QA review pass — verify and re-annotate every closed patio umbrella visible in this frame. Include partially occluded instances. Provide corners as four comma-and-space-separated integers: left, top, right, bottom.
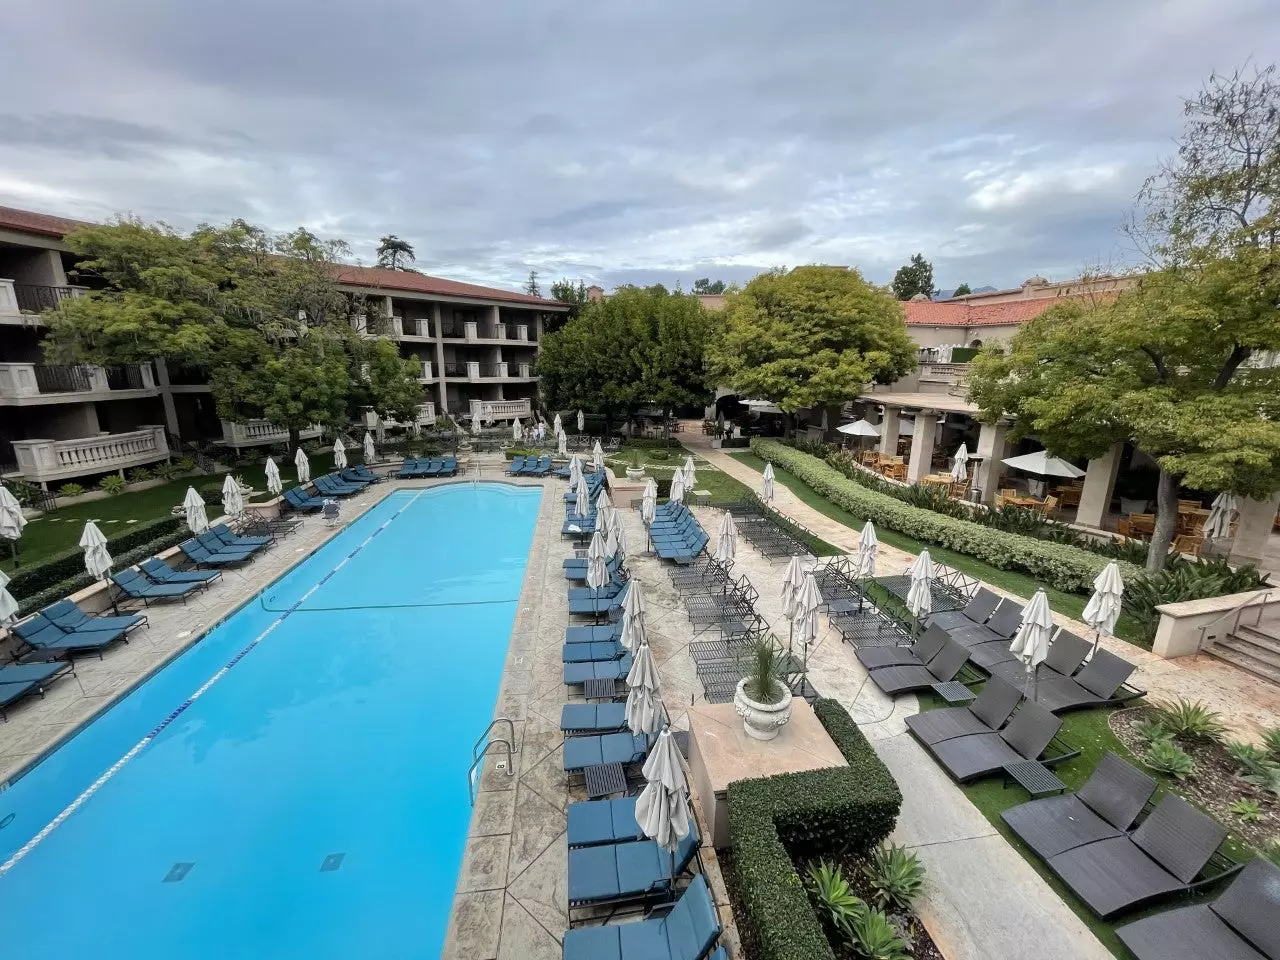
265, 457, 283, 496
294, 446, 311, 484
0, 484, 27, 542
182, 486, 209, 534
1010, 588, 1054, 699
568, 453, 583, 489
609, 507, 628, 560
79, 521, 112, 580
596, 490, 614, 534
682, 456, 697, 490
512, 417, 522, 441
620, 580, 647, 651
906, 549, 934, 623
592, 440, 605, 473
363, 431, 376, 464
950, 443, 970, 483
761, 463, 775, 502
1001, 450, 1084, 479
553, 413, 563, 436
557, 429, 568, 458
577, 409, 585, 433
0, 569, 18, 627
586, 528, 610, 594
1204, 492, 1240, 541
714, 509, 737, 563
573, 473, 591, 520
635, 727, 692, 873
794, 572, 823, 674
332, 437, 347, 470
641, 478, 658, 525
221, 474, 245, 519
668, 471, 686, 504
1082, 561, 1124, 657
781, 555, 806, 620
625, 639, 664, 735
855, 521, 878, 579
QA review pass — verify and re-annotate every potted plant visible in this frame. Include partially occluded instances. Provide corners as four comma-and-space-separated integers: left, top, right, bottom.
733, 636, 793, 741
625, 448, 647, 482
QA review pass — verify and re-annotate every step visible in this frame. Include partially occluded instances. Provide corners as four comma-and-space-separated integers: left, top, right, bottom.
1205, 644, 1280, 686
1224, 628, 1280, 668
1233, 623, 1280, 655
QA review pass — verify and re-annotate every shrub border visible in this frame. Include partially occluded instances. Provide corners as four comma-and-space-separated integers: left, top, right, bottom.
726, 698, 902, 960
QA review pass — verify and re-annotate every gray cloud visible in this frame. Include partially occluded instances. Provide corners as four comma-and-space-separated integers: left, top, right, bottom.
0, 0, 1275, 294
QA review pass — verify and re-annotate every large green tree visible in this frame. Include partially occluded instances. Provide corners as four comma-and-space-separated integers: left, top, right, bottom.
376, 234, 415, 270
971, 65, 1280, 570
547, 278, 589, 333
891, 253, 936, 300
705, 266, 917, 435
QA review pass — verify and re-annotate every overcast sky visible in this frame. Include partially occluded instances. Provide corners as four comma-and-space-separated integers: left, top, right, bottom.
0, 0, 1275, 295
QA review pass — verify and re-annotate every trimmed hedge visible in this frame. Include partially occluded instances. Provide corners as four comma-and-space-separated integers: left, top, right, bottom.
751, 439, 1142, 593
727, 698, 902, 960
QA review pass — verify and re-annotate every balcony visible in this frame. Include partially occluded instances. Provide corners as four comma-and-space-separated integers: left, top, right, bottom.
11, 426, 170, 487
418, 360, 435, 381
469, 398, 532, 422
442, 362, 468, 378
918, 362, 970, 394
0, 362, 158, 405
364, 402, 437, 431
218, 419, 324, 449
0, 281, 87, 326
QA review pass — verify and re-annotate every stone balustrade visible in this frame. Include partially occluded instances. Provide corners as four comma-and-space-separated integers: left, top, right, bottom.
469, 398, 532, 421
219, 419, 324, 449
0, 362, 155, 402
12, 426, 170, 486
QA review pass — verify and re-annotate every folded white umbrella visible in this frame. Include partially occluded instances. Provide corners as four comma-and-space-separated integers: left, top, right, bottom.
906, 549, 934, 620
620, 580, 647, 651
557, 429, 568, 457
1010, 588, 1054, 698
577, 409, 585, 432
626, 641, 665, 735
182, 486, 209, 534
635, 728, 692, 856
714, 509, 737, 563
836, 419, 880, 437
264, 457, 283, 496
1204, 492, 1240, 541
512, 418, 522, 441
668, 471, 686, 504
1001, 450, 1084, 479
568, 454, 583, 489
0, 484, 27, 542
682, 456, 697, 490
294, 446, 311, 483
596, 489, 614, 534
761, 462, 775, 502
573, 473, 592, 522
221, 473, 245, 518
0, 570, 19, 627
610, 507, 628, 560
363, 431, 376, 464
855, 521, 879, 578
950, 443, 970, 483
592, 440, 605, 473
781, 555, 807, 619
794, 572, 824, 672
641, 478, 658, 525
332, 437, 347, 470
1082, 561, 1125, 656
586, 528, 610, 592
604, 513, 619, 558
79, 521, 112, 580
553, 413, 563, 436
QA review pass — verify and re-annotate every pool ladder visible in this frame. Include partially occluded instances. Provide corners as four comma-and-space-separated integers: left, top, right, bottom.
467, 717, 516, 805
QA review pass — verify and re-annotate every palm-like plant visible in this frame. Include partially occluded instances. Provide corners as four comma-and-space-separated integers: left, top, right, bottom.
865, 844, 926, 911
744, 636, 787, 704
805, 860, 862, 931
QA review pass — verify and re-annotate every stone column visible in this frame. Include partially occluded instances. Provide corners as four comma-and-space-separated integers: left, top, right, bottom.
974, 421, 1010, 504
431, 304, 447, 413
907, 413, 938, 482
877, 406, 900, 454
1076, 442, 1123, 529
1228, 491, 1280, 566
153, 358, 181, 437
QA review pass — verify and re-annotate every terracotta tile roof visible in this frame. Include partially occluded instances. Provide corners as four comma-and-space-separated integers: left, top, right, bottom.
332, 264, 567, 308
902, 298, 1069, 328
0, 205, 91, 239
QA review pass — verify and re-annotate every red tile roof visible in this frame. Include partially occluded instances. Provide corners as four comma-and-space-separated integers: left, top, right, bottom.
332, 264, 567, 308
902, 298, 1072, 328
0, 205, 92, 239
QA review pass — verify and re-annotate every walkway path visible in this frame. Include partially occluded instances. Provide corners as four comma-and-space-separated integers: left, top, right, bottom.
681, 429, 1280, 743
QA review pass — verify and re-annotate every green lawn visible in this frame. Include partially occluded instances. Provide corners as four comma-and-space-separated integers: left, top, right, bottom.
726, 452, 1145, 645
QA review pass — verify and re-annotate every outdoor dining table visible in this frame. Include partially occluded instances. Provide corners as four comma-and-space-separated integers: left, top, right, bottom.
1005, 495, 1045, 509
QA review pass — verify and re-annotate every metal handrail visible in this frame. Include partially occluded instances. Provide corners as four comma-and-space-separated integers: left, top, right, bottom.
1196, 589, 1274, 649
467, 717, 516, 805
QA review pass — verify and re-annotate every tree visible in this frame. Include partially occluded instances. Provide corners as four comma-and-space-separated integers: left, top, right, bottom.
351, 338, 424, 428
891, 254, 936, 300
705, 266, 917, 435
525, 270, 541, 298
692, 278, 727, 295
376, 234, 415, 271
548, 278, 589, 333
952, 282, 972, 297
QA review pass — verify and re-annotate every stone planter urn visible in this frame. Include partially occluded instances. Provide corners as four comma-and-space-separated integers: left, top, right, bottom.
733, 678, 794, 741
626, 466, 647, 482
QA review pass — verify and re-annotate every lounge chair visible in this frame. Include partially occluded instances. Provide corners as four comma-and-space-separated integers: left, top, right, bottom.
507, 455, 527, 475
0, 660, 75, 720
563, 640, 626, 663
43, 599, 146, 635
566, 622, 624, 645
564, 654, 634, 685
339, 466, 379, 485
10, 613, 131, 660
568, 824, 701, 918
904, 676, 1023, 745
179, 539, 253, 567
561, 874, 721, 960
564, 549, 621, 576
210, 523, 271, 549
1117, 858, 1280, 960
928, 586, 1002, 632
565, 555, 625, 585
283, 487, 325, 511
983, 628, 1091, 681
530, 455, 554, 477
568, 581, 630, 617
437, 455, 458, 477
923, 698, 1064, 782
865, 636, 970, 697
140, 558, 221, 587
394, 457, 423, 478
567, 796, 646, 847
856, 623, 947, 670
563, 731, 649, 773
951, 598, 1024, 648
1044, 793, 1236, 918
1002, 753, 1157, 859
567, 572, 628, 603
561, 702, 628, 735
110, 568, 201, 605
196, 532, 260, 559
314, 474, 361, 497
1032, 648, 1143, 713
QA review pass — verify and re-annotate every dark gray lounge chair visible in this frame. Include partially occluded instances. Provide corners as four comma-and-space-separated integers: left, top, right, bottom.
987, 628, 1091, 684
1045, 793, 1236, 918
856, 623, 947, 671
866, 637, 970, 697
951, 598, 1024, 648
905, 676, 1022, 745
928, 586, 1001, 632
1117, 858, 1280, 960
925, 699, 1063, 782
1001, 753, 1157, 859
1033, 648, 1143, 713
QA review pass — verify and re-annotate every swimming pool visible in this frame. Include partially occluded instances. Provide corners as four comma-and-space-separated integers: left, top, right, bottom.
0, 484, 540, 958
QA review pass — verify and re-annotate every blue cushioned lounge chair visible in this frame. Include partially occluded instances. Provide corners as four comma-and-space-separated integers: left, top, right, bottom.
314, 475, 360, 496
568, 581, 629, 616
562, 640, 626, 663
210, 523, 271, 549
196, 532, 260, 559
565, 622, 624, 645
563, 731, 650, 773
11, 614, 131, 660
506, 456, 527, 475
561, 702, 628, 735
140, 558, 221, 586
284, 487, 325, 511
438, 456, 459, 476
560, 874, 721, 960
0, 660, 75, 720
43, 600, 146, 635
340, 466, 379, 485
180, 539, 253, 567
111, 568, 200, 605
567, 796, 646, 847
564, 654, 634, 685
568, 825, 702, 918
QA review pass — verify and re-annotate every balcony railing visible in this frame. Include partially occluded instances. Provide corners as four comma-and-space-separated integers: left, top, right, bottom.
475, 363, 502, 378
469, 398, 532, 422
218, 419, 324, 449
104, 364, 147, 391
442, 362, 467, 378
13, 284, 86, 313
419, 360, 435, 380
439, 323, 466, 339
364, 402, 437, 431
34, 363, 92, 393
919, 362, 970, 385
11, 426, 170, 486
0, 362, 155, 401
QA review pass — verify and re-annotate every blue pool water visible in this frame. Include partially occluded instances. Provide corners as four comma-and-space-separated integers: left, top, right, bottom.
0, 484, 540, 958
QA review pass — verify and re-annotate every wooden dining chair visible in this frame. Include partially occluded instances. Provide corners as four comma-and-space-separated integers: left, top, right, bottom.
1037, 495, 1058, 518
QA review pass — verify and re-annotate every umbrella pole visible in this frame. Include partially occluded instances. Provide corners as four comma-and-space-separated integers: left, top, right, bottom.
1090, 628, 1101, 660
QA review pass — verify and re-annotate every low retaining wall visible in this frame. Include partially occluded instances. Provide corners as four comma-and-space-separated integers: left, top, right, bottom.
1153, 589, 1275, 657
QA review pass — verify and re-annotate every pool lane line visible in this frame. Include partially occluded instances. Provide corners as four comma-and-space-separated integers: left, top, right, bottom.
0, 489, 428, 878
